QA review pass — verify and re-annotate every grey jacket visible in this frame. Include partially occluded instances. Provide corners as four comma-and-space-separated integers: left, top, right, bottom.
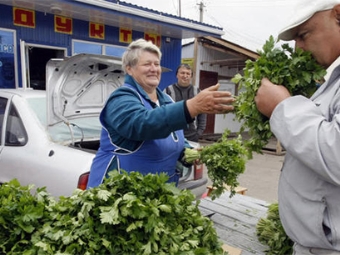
270, 65, 340, 250
165, 83, 207, 142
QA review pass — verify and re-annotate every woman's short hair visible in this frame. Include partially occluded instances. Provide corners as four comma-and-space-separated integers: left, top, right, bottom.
122, 39, 162, 73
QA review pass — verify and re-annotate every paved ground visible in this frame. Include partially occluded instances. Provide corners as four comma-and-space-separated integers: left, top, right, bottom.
237, 152, 284, 203
200, 135, 285, 203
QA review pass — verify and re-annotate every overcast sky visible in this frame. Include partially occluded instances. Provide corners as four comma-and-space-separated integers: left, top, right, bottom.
123, 0, 297, 52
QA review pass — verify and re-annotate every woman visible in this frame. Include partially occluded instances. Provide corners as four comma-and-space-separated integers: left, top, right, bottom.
87, 39, 234, 188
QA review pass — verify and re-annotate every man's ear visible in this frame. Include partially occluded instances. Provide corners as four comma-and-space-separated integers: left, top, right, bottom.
333, 4, 340, 24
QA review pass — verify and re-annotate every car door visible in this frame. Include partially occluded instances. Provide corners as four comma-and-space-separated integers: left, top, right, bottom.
0, 93, 94, 197
0, 94, 31, 187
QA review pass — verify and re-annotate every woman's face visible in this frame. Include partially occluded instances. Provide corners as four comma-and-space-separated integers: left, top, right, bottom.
126, 50, 161, 93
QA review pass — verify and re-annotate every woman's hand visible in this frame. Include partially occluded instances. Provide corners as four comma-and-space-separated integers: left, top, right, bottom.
186, 84, 235, 117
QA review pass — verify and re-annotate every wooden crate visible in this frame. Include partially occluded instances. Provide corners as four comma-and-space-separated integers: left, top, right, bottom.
206, 184, 248, 197
222, 244, 242, 255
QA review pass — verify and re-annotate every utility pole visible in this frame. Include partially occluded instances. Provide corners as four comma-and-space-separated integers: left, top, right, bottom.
178, 0, 181, 17
198, 1, 204, 22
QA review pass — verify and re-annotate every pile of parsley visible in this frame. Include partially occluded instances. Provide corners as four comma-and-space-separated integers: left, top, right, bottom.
232, 36, 326, 155
256, 203, 293, 255
0, 172, 226, 255
0, 179, 53, 254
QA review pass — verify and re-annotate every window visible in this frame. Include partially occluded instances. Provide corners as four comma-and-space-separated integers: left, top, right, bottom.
0, 29, 16, 88
72, 40, 126, 58
5, 104, 27, 146
73, 41, 102, 55
106, 46, 125, 58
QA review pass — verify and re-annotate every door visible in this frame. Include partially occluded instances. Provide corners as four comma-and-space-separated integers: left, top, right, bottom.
199, 70, 218, 134
20, 41, 66, 89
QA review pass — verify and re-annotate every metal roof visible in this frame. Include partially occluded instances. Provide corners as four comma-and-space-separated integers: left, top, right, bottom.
203, 36, 259, 60
0, 0, 224, 39
183, 36, 259, 60
183, 36, 259, 69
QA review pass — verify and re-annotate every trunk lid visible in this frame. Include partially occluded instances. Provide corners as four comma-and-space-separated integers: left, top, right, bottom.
46, 53, 124, 126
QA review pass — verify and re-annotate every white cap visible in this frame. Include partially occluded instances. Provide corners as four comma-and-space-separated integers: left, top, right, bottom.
278, 0, 340, 41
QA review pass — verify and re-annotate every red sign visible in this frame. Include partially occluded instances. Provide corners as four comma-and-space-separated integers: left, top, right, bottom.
55, 15, 73, 34
144, 33, 161, 48
119, 28, 132, 43
13, 7, 35, 28
89, 22, 105, 39
12, 7, 162, 46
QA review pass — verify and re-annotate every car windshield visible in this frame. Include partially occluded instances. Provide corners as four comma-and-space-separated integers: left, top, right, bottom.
26, 97, 102, 143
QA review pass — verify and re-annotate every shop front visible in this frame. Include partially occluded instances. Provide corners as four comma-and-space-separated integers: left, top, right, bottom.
0, 0, 223, 90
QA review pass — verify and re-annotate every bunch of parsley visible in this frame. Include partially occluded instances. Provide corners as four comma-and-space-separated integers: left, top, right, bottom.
232, 36, 326, 156
200, 129, 248, 200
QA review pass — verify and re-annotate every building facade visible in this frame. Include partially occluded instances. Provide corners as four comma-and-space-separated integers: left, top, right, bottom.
0, 0, 223, 90
182, 36, 259, 134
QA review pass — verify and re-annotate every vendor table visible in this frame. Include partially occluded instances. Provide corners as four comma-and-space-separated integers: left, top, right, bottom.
198, 191, 270, 255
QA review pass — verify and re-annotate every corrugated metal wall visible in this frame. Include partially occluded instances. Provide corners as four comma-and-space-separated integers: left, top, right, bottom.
182, 40, 240, 86
196, 41, 240, 80
0, 5, 16, 28
196, 41, 243, 133
181, 42, 194, 59
158, 38, 182, 90
182, 39, 244, 133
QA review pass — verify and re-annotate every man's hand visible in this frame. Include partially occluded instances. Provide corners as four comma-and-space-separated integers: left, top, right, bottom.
186, 84, 235, 117
255, 78, 291, 118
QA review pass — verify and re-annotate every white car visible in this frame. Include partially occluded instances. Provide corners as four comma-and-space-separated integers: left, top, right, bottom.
0, 54, 207, 198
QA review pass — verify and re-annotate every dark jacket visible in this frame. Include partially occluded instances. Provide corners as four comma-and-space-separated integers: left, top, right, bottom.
165, 83, 207, 142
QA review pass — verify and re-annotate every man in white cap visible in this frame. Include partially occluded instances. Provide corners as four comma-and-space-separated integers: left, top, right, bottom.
255, 1, 340, 254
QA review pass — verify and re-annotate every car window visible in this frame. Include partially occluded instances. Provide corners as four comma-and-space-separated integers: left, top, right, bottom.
26, 97, 47, 125
26, 97, 102, 143
0, 97, 8, 145
5, 104, 27, 146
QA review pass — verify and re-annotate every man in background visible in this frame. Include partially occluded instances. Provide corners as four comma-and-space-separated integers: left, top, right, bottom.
165, 64, 207, 142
